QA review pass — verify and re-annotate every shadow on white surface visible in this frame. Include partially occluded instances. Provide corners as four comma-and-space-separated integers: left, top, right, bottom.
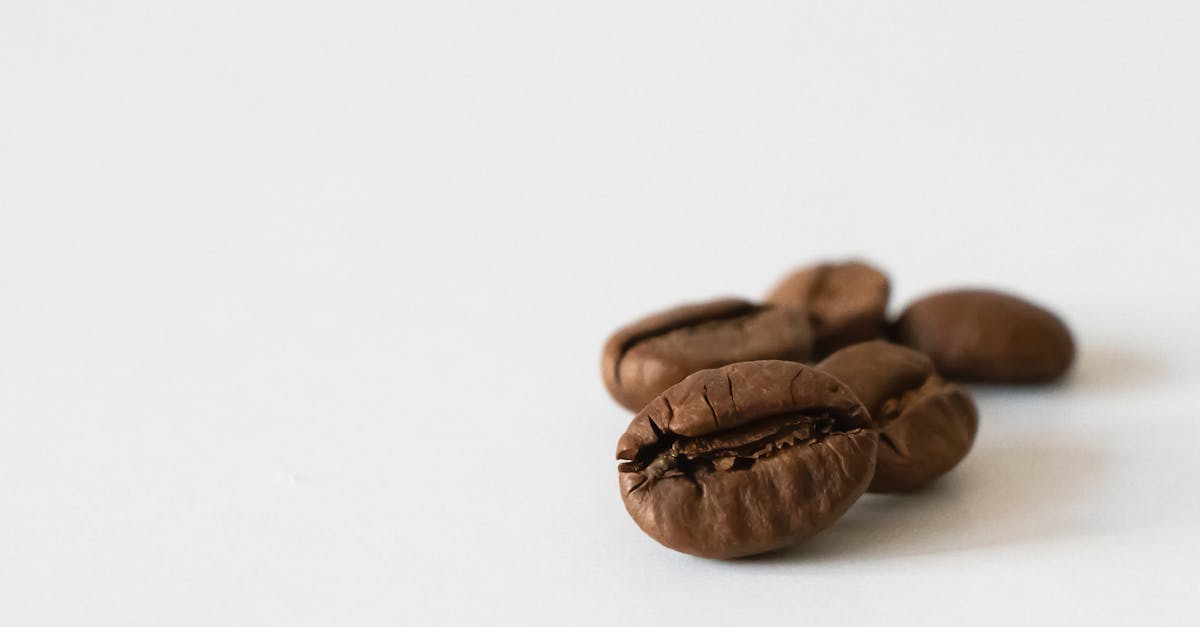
1062, 344, 1164, 393
964, 344, 1159, 402
760, 441, 1110, 564
738, 344, 1141, 565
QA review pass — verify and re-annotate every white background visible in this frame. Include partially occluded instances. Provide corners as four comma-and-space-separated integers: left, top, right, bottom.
2, 2, 1199, 625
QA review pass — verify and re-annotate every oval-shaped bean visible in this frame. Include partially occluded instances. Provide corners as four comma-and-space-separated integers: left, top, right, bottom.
765, 260, 889, 356
892, 289, 1074, 382
617, 360, 876, 559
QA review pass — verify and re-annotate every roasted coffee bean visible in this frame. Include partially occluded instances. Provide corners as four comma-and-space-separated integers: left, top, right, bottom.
601, 299, 813, 412
766, 260, 889, 356
892, 289, 1075, 382
818, 341, 977, 493
616, 360, 877, 558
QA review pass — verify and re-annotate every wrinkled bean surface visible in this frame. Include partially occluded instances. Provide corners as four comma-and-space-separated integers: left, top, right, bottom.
818, 341, 977, 493
617, 360, 876, 558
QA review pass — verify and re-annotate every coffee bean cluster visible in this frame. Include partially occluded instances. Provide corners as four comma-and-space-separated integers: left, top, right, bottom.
602, 260, 1074, 559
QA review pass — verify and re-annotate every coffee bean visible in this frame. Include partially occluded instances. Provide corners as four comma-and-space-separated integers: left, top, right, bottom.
601, 299, 813, 412
818, 341, 977, 493
616, 360, 877, 558
892, 289, 1075, 382
766, 260, 889, 356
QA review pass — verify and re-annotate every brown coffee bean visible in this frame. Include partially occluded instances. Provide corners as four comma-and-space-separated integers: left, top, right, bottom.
892, 289, 1075, 382
616, 360, 877, 559
766, 260, 889, 356
601, 299, 813, 412
818, 341, 977, 493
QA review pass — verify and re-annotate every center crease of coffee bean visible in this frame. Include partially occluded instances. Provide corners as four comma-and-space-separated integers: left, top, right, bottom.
620, 411, 857, 490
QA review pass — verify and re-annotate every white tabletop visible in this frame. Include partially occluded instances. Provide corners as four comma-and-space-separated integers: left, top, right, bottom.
3, 2, 1199, 625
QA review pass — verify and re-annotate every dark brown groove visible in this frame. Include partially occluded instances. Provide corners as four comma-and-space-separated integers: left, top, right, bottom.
623, 408, 858, 472
611, 304, 762, 384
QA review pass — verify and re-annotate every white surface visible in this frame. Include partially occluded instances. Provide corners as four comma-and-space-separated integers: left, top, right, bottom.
2, 2, 1199, 625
